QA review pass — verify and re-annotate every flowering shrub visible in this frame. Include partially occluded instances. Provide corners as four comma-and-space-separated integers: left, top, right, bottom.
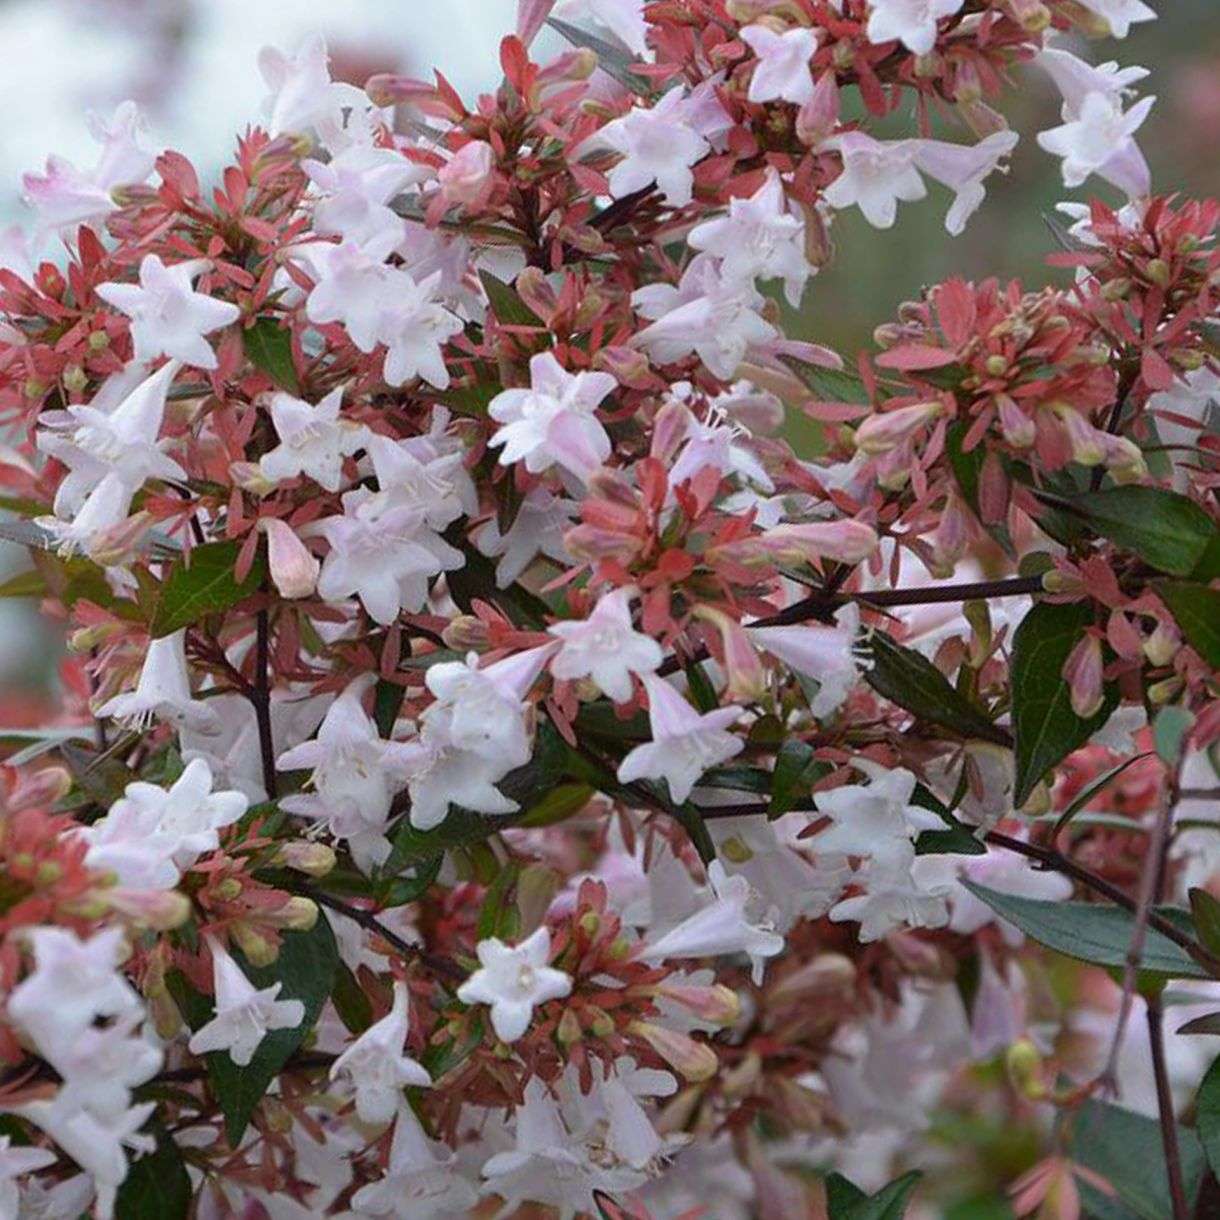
0, 0, 1217, 1216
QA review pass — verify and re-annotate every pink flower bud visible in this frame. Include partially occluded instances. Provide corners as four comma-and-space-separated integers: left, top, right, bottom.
693, 605, 768, 703
627, 1020, 719, 1082
277, 841, 337, 877
653, 980, 741, 1026
1063, 632, 1104, 719
1144, 618, 1180, 667
996, 393, 1035, 449
750, 520, 879, 567
263, 896, 319, 931
261, 518, 319, 600
438, 140, 495, 209
796, 73, 840, 147
593, 345, 654, 389
1049, 403, 1105, 467
651, 399, 692, 465
105, 887, 192, 931
978, 451, 1010, 525
931, 494, 971, 578
854, 401, 942, 456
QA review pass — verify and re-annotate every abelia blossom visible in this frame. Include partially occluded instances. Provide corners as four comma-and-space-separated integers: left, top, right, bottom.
97, 628, 221, 734
96, 255, 242, 370
748, 604, 866, 717
740, 24, 819, 107
1037, 89, 1155, 198
548, 585, 663, 702
597, 87, 710, 207
1074, 0, 1156, 38
259, 385, 370, 492
456, 926, 573, 1042
865, 0, 965, 56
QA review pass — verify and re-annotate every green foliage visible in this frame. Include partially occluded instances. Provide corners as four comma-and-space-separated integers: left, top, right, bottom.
1154, 580, 1220, 668
1153, 704, 1195, 766
826, 1170, 923, 1219
1010, 600, 1116, 806
150, 539, 266, 637
1197, 1056, 1220, 1182
546, 17, 652, 92
1189, 888, 1220, 959
961, 882, 1209, 979
864, 630, 1007, 745
478, 270, 544, 328
242, 317, 300, 392
114, 1123, 192, 1219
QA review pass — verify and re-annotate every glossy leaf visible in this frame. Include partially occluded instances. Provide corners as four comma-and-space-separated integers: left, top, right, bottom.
1155, 580, 1220, 668
150, 540, 266, 638
546, 17, 651, 92
827, 1170, 922, 1219
243, 316, 300, 393
113, 1124, 191, 1219
478, 269, 544, 328
1011, 600, 1116, 806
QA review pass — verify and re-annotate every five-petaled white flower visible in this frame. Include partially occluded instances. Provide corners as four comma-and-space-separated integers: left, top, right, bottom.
259, 385, 369, 492
597, 87, 710, 208
617, 674, 744, 805
740, 24, 819, 107
865, 0, 965, 57
456, 926, 573, 1042
189, 937, 306, 1066
748, 604, 865, 718
548, 586, 663, 703
1073, 0, 1155, 39
331, 980, 431, 1124
488, 351, 616, 481
97, 628, 221, 735
96, 255, 241, 370
0, 1137, 58, 1219
822, 132, 926, 229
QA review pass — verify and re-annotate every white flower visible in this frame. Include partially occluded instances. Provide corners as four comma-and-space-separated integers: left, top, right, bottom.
10, 1167, 93, 1220
305, 144, 425, 247
380, 270, 464, 390
259, 385, 369, 492
740, 24, 819, 107
554, 0, 650, 56
822, 132, 925, 229
548, 586, 663, 702
258, 33, 367, 139
277, 674, 418, 869
1073, 0, 1156, 38
474, 486, 577, 587
748, 603, 865, 717
828, 848, 955, 942
632, 255, 777, 380
78, 757, 248, 889
909, 129, 1020, 236
188, 937, 306, 1066
456, 926, 572, 1042
331, 981, 431, 1124
365, 432, 469, 534
665, 400, 774, 493
96, 255, 241, 370
812, 760, 944, 863
617, 674, 744, 805
642, 860, 784, 983
313, 493, 446, 625
489, 351, 616, 481
1037, 89, 1155, 198
598, 87, 710, 208
299, 233, 400, 353
865, 0, 965, 57
350, 1106, 479, 1218
97, 628, 220, 734
688, 169, 812, 306
22, 100, 157, 236
7, 926, 141, 1052
595, 1057, 677, 1169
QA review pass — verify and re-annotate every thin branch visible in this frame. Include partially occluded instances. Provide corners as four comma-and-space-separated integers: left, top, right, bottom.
253, 606, 278, 799
1146, 993, 1191, 1220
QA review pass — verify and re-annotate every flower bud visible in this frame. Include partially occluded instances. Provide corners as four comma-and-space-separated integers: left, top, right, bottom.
795, 73, 839, 147
231, 460, 278, 496
261, 518, 319, 600
593, 345, 653, 389
104, 887, 192, 931
1148, 675, 1184, 705
693, 605, 768, 703
734, 520, 879, 568
653, 980, 742, 1026
1048, 402, 1104, 467
438, 140, 495, 210
996, 393, 1035, 449
62, 363, 87, 395
854, 401, 942, 455
277, 840, 337, 877
1100, 434, 1147, 483
86, 511, 153, 567
930, 494, 970, 578
1007, 0, 1050, 30
230, 923, 279, 967
556, 1007, 583, 1046
1143, 258, 1171, 289
442, 614, 490, 651
1005, 1038, 1047, 1099
628, 1021, 719, 1082
1063, 632, 1104, 719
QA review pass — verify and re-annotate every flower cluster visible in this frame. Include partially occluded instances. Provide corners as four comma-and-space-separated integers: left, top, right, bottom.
0, 1, 1217, 1217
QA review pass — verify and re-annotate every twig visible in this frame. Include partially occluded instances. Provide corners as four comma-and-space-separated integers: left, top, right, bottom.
253, 606, 278, 799
1146, 993, 1191, 1220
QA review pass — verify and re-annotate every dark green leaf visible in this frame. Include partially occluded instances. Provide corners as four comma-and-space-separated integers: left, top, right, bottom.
828, 1170, 922, 1219
1154, 580, 1220, 668
0, 567, 45, 598
684, 660, 718, 713
1199, 1057, 1220, 1180
865, 630, 1008, 746
1052, 752, 1152, 837
114, 1124, 191, 1219
545, 17, 651, 92
961, 882, 1209, 978
702, 765, 775, 796
1074, 1098, 1205, 1220
476, 862, 521, 941
770, 739, 825, 817
1062, 485, 1217, 577
518, 781, 595, 828
436, 380, 500, 417
1190, 889, 1220, 959
373, 679, 406, 738
243, 317, 300, 393
150, 540, 265, 637
1011, 600, 1116, 806
61, 740, 137, 806
331, 962, 374, 1035
783, 355, 877, 406
478, 270, 544, 328
174, 918, 339, 1144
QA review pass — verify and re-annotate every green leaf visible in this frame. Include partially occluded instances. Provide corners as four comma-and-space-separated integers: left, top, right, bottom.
174, 918, 339, 1144
1063, 486, 1218, 577
1154, 581, 1220, 668
0, 567, 45, 598
518, 781, 595, 828
1154, 705, 1195, 767
478, 270, 544, 329
1011, 600, 1116, 806
961, 882, 1209, 978
545, 17, 651, 92
769, 739, 821, 816
864, 630, 1008, 746
946, 422, 1014, 557
242, 317, 300, 393
331, 962, 374, 1035
150, 540, 265, 637
1199, 1057, 1220, 1181
476, 862, 521, 941
1074, 1098, 1205, 1220
783, 356, 876, 406
827, 1170, 922, 1219
1052, 753, 1152, 837
1190, 889, 1220, 959
373, 679, 406, 739
114, 1124, 191, 1219
683, 659, 718, 713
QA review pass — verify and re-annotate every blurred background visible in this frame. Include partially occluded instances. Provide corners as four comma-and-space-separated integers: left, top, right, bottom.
0, 0, 1216, 701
